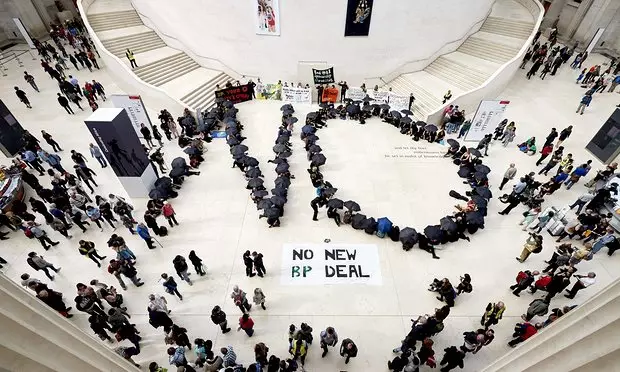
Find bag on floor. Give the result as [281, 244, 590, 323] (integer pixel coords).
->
[376, 231, 386, 238]
[159, 226, 168, 237]
[389, 225, 400, 242]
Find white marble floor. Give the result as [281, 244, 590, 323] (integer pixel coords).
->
[0, 45, 619, 372]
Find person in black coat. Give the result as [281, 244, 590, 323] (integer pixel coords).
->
[73, 165, 98, 193]
[243, 250, 255, 277]
[439, 346, 465, 372]
[57, 93, 74, 114]
[140, 124, 154, 148]
[143, 212, 162, 236]
[30, 197, 53, 222]
[148, 306, 173, 333]
[188, 250, 206, 276]
[252, 251, 266, 277]
[210, 305, 231, 333]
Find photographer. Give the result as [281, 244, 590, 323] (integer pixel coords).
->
[516, 232, 543, 263]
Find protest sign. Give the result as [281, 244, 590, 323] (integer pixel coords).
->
[214, 84, 253, 104]
[282, 86, 311, 104]
[313, 67, 335, 84]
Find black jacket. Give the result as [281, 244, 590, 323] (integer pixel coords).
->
[210, 309, 226, 324]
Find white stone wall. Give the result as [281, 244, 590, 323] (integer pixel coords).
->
[130, 0, 495, 84]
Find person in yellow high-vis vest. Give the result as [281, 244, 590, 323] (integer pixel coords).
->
[126, 49, 138, 68]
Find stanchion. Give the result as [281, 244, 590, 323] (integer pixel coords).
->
[0, 63, 7, 77]
[15, 56, 24, 67]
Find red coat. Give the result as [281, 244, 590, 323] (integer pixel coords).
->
[239, 316, 254, 330]
[521, 323, 538, 340]
[162, 204, 175, 217]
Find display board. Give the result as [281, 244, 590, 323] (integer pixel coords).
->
[586, 108, 620, 164]
[110, 94, 152, 138]
[255, 0, 280, 36]
[464, 100, 509, 142]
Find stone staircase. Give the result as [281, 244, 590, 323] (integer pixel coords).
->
[101, 31, 166, 57]
[385, 0, 535, 121]
[88, 10, 143, 32]
[85, 1, 233, 110]
[181, 72, 235, 110]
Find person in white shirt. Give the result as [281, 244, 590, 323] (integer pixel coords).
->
[500, 163, 517, 190]
[565, 272, 596, 299]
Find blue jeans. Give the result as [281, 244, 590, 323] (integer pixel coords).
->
[95, 156, 107, 167]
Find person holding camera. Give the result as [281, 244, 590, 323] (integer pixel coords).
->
[516, 233, 543, 263]
[565, 272, 596, 299]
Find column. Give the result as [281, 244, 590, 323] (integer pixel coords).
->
[30, 0, 54, 30]
[564, 0, 594, 40]
[0, 274, 138, 372]
[541, 0, 568, 29]
[481, 279, 620, 372]
[9, 0, 48, 38]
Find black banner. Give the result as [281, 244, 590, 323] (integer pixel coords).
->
[214, 84, 253, 104]
[312, 68, 335, 84]
[345, 0, 374, 36]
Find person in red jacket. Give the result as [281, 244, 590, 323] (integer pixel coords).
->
[162, 201, 179, 227]
[535, 144, 554, 166]
[508, 322, 541, 347]
[238, 313, 254, 336]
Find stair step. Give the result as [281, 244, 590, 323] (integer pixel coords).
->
[148, 62, 201, 86]
[133, 53, 185, 74]
[102, 31, 161, 45]
[195, 77, 236, 109]
[137, 56, 194, 80]
[184, 73, 231, 108]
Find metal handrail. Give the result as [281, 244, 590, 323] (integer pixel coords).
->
[129, 1, 258, 80]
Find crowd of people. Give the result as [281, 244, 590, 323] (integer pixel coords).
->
[2, 19, 620, 371]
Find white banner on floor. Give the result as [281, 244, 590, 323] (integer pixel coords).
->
[282, 86, 311, 104]
[281, 243, 382, 285]
[388, 92, 409, 111]
[110, 94, 152, 138]
[464, 100, 510, 142]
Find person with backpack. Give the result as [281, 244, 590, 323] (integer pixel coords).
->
[252, 251, 266, 277]
[27, 252, 61, 280]
[455, 274, 472, 295]
[320, 326, 338, 357]
[340, 338, 358, 364]
[161, 273, 183, 300]
[516, 232, 543, 262]
[290, 337, 307, 365]
[439, 346, 465, 372]
[210, 305, 231, 333]
[231, 285, 251, 313]
[25, 221, 60, 250]
[108, 259, 144, 289]
[172, 255, 192, 285]
[162, 201, 179, 227]
[136, 223, 156, 249]
[508, 322, 541, 347]
[510, 270, 539, 296]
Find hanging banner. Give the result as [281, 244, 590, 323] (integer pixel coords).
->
[345, 87, 367, 101]
[345, 0, 374, 36]
[282, 86, 311, 104]
[110, 94, 152, 138]
[388, 92, 409, 111]
[464, 100, 510, 142]
[255, 0, 280, 36]
[322, 88, 339, 103]
[214, 84, 254, 104]
[281, 243, 382, 285]
[313, 68, 335, 84]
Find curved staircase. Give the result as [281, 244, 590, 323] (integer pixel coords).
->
[84, 0, 233, 110]
[386, 0, 537, 120]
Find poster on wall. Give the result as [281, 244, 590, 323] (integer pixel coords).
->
[312, 68, 335, 85]
[281, 243, 382, 285]
[282, 87, 312, 104]
[255, 0, 280, 36]
[214, 84, 254, 104]
[464, 100, 510, 142]
[344, 0, 374, 36]
[110, 94, 152, 138]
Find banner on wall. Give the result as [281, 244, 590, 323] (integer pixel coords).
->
[281, 243, 382, 285]
[312, 68, 335, 84]
[110, 94, 152, 138]
[282, 86, 311, 104]
[214, 84, 254, 104]
[345, 0, 374, 36]
[255, 0, 280, 36]
[464, 100, 510, 142]
[322, 88, 339, 103]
